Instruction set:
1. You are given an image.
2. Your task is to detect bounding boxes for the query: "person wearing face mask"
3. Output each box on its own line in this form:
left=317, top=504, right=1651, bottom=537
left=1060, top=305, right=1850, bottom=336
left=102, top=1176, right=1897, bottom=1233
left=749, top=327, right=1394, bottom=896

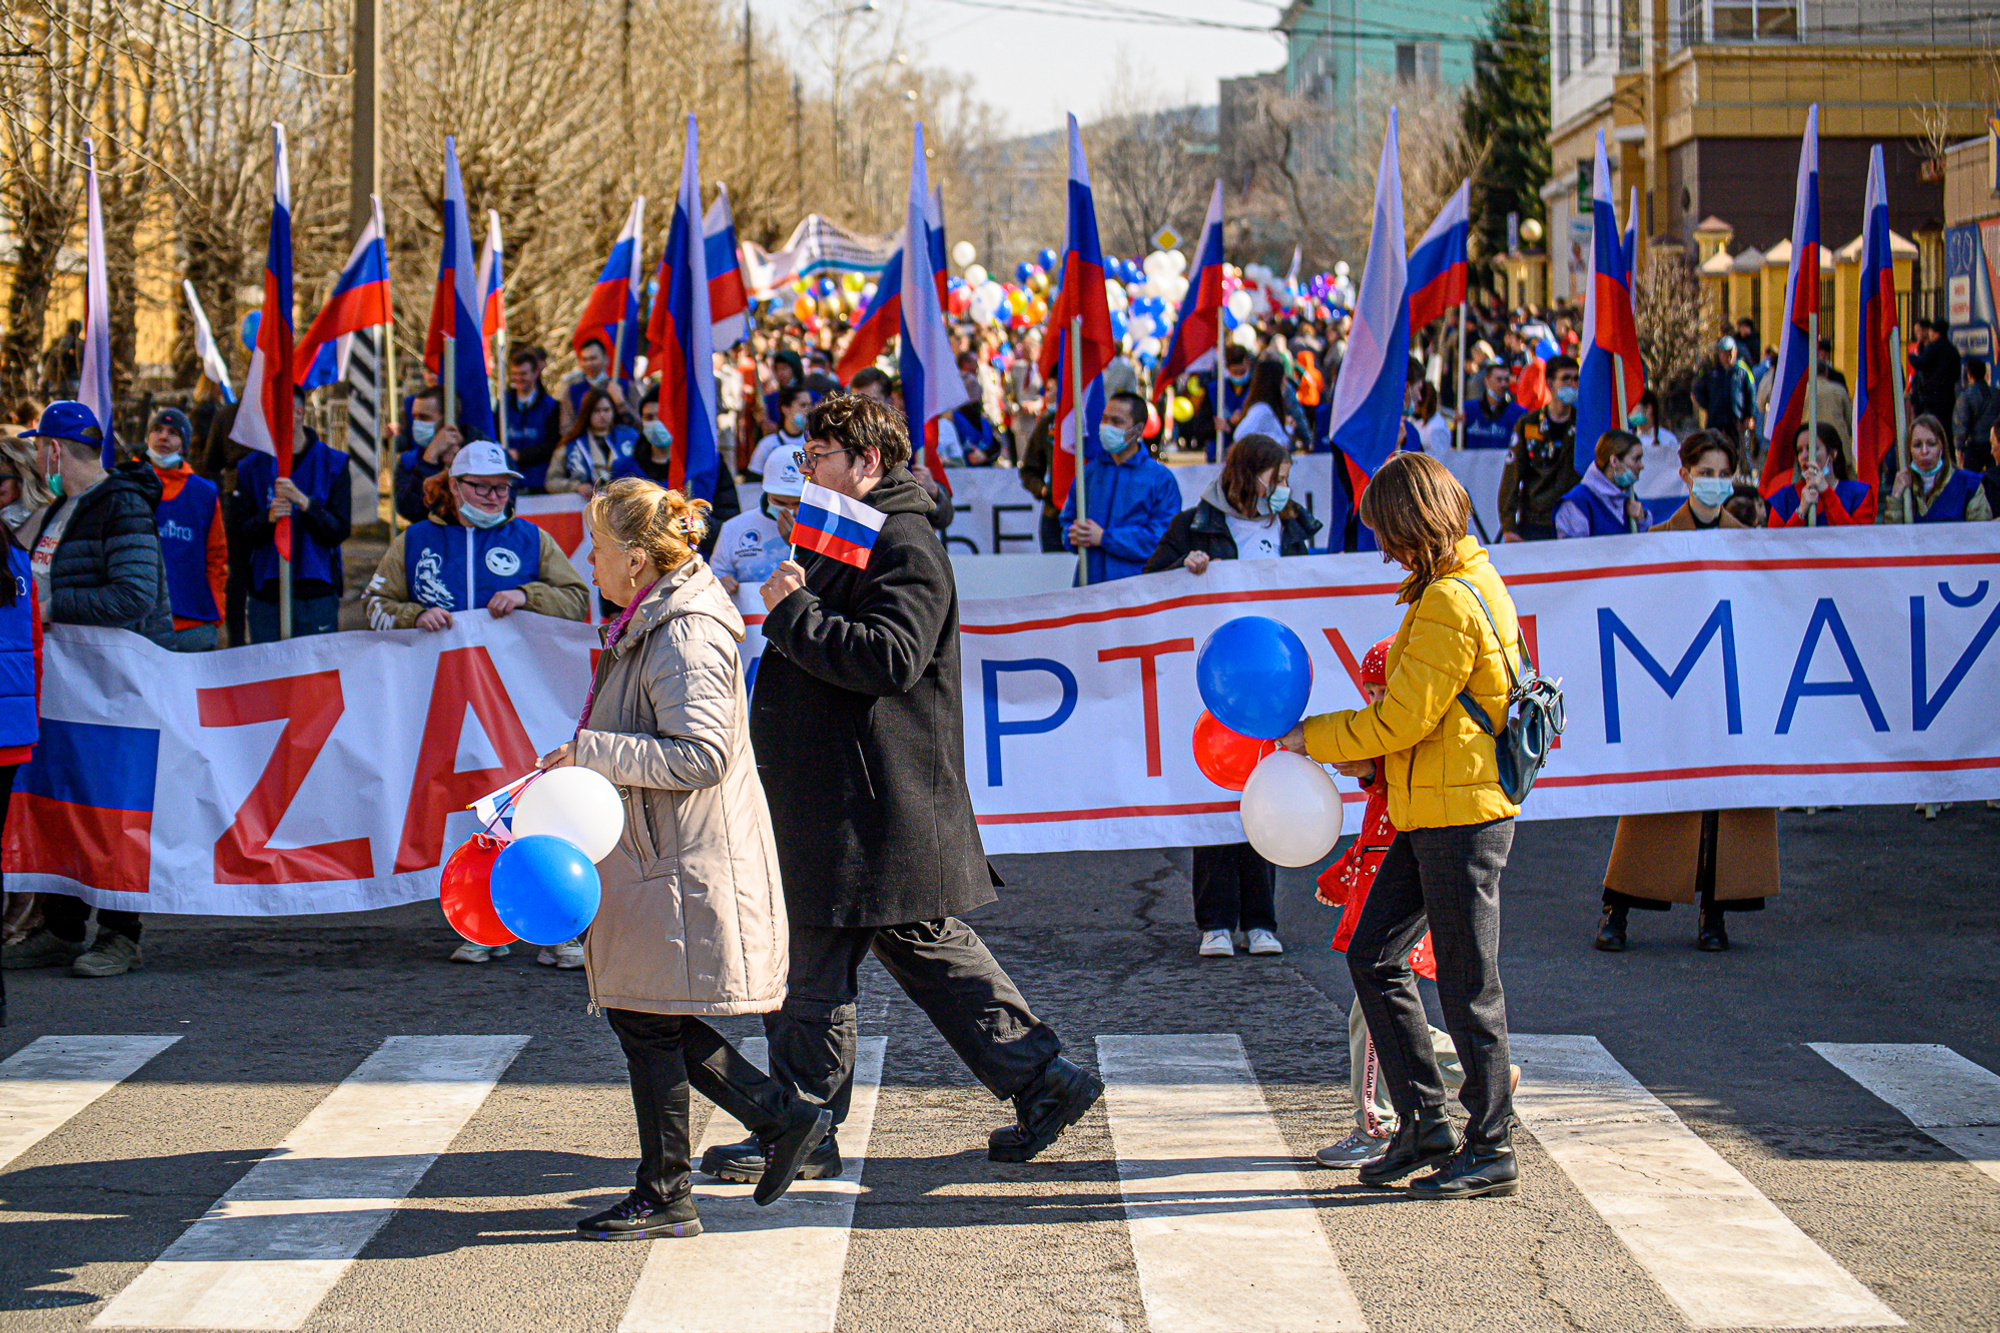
left=1555, top=429, right=1648, bottom=538
left=1627, top=389, right=1686, bottom=518
left=1768, top=422, right=1875, bottom=526
left=1059, top=390, right=1182, bottom=585
left=1234, top=357, right=1291, bottom=447
left=1879, top=413, right=1991, bottom=524
left=137, top=407, right=226, bottom=651
left=938, top=351, right=998, bottom=466
left=1144, top=434, right=1322, bottom=959
left=1201, top=345, right=1255, bottom=462
left=394, top=386, right=464, bottom=523
left=0, top=435, right=56, bottom=542
left=710, top=441, right=802, bottom=614
left=503, top=349, right=562, bottom=491
left=1497, top=354, right=1583, bottom=541
left=1652, top=429, right=1748, bottom=532
left=614, top=390, right=740, bottom=561
left=1460, top=362, right=1525, bottom=451
left=548, top=388, right=639, bottom=501
left=747, top=386, right=812, bottom=482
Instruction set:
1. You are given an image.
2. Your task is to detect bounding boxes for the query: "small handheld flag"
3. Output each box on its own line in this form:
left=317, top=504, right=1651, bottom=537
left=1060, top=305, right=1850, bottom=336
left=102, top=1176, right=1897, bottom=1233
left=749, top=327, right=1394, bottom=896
left=793, top=478, right=887, bottom=570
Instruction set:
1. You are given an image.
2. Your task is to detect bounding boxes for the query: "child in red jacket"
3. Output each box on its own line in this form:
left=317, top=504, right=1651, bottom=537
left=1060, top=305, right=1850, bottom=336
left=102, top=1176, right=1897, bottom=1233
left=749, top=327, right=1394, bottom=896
left=1311, top=636, right=1469, bottom=1168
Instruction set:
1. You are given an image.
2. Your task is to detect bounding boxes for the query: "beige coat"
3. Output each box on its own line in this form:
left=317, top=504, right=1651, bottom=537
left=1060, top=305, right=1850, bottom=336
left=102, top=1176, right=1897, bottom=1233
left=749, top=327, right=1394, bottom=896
left=573, top=557, right=788, bottom=1016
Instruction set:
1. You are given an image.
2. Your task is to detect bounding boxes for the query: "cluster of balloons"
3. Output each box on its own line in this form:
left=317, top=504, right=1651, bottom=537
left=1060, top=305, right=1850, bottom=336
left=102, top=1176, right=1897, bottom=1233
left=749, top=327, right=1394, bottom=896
left=441, top=767, right=624, bottom=949
left=776, top=271, right=880, bottom=327
left=1192, top=616, right=1344, bottom=867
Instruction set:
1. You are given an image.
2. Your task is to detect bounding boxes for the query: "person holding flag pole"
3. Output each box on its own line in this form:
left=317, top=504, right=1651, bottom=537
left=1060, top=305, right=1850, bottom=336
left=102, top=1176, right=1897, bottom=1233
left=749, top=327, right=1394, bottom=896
left=425, top=137, right=498, bottom=449
left=1574, top=131, right=1644, bottom=532
left=1759, top=106, right=1823, bottom=523
left=1853, top=145, right=1913, bottom=523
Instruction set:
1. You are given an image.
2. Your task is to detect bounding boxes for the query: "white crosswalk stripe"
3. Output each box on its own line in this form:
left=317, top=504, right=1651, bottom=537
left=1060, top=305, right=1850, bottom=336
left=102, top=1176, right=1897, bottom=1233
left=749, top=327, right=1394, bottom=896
left=618, top=1036, right=887, bottom=1333
left=1810, top=1042, right=2000, bottom=1187
left=1511, top=1034, right=1903, bottom=1330
left=92, top=1034, right=527, bottom=1331
left=1097, top=1033, right=1368, bottom=1333
left=0, top=1034, right=180, bottom=1174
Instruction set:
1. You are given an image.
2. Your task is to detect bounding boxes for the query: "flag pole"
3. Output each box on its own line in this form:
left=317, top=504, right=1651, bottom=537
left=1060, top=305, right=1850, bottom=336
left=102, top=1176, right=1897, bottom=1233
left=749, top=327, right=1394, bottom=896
left=278, top=387, right=293, bottom=640
left=495, top=324, right=509, bottom=454
left=1071, top=313, right=1088, bottom=588
left=1889, top=321, right=1913, bottom=523
left=383, top=316, right=400, bottom=533
left=444, top=335, right=458, bottom=429
left=1454, top=299, right=1466, bottom=449
left=1805, top=309, right=1818, bottom=527
left=1613, top=351, right=1635, bottom=533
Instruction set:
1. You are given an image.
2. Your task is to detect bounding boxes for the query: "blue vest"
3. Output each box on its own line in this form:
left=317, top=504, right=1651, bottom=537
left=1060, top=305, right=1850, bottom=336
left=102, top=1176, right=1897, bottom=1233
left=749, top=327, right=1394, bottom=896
left=563, top=427, right=639, bottom=485
left=1769, top=479, right=1872, bottom=525
left=0, top=547, right=37, bottom=750
left=1462, top=396, right=1525, bottom=450
left=400, top=517, right=543, bottom=612
left=1558, top=480, right=1629, bottom=536
left=155, top=473, right=221, bottom=622
left=242, top=442, right=346, bottom=589
left=1917, top=469, right=1983, bottom=523
left=506, top=390, right=561, bottom=490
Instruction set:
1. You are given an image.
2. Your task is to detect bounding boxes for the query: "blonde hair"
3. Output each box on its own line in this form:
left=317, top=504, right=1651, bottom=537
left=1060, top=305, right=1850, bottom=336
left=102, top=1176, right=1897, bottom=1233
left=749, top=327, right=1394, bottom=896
left=1358, top=452, right=1472, bottom=594
left=585, top=476, right=710, bottom=573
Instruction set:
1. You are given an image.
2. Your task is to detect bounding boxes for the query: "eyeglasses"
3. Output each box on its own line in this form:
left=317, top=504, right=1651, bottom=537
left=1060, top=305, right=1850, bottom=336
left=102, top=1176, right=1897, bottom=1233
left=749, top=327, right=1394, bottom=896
left=798, top=445, right=851, bottom=473
left=458, top=479, right=511, bottom=501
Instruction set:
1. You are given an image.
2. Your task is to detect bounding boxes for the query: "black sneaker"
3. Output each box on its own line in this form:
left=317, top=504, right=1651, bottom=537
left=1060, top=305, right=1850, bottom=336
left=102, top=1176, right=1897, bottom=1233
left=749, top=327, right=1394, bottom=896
left=1594, top=904, right=1627, bottom=952
left=756, top=1107, right=833, bottom=1206
left=576, top=1189, right=701, bottom=1240
left=1357, top=1113, right=1459, bottom=1186
left=988, top=1056, right=1104, bottom=1163
left=700, top=1133, right=843, bottom=1184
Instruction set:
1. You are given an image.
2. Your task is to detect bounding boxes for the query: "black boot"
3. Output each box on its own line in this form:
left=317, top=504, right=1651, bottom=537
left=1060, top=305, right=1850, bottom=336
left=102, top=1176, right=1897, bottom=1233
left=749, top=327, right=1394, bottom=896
left=1594, top=903, right=1627, bottom=952
left=756, top=1105, right=834, bottom=1206
left=988, top=1055, right=1104, bottom=1162
left=1697, top=909, right=1729, bottom=952
left=1357, top=1110, right=1459, bottom=1186
left=699, top=1132, right=843, bottom=1184
left=577, top=1187, right=702, bottom=1239
left=1408, top=1135, right=1519, bottom=1200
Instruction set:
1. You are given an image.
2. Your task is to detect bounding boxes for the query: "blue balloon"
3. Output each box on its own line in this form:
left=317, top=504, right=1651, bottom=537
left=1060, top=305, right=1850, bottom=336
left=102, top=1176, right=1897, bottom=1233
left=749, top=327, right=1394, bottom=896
left=1037, top=247, right=1058, bottom=271
left=1110, top=310, right=1129, bottom=339
left=240, top=310, right=261, bottom=351
left=817, top=277, right=836, bottom=297
left=1196, top=616, right=1314, bottom=740
left=489, top=834, right=602, bottom=947
left=1015, top=261, right=1034, bottom=283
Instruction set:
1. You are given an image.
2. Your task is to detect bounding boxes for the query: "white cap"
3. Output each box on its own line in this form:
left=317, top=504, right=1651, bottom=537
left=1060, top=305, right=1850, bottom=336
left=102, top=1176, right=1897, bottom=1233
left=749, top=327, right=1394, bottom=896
left=450, top=439, right=523, bottom=480
left=763, top=445, right=806, bottom=498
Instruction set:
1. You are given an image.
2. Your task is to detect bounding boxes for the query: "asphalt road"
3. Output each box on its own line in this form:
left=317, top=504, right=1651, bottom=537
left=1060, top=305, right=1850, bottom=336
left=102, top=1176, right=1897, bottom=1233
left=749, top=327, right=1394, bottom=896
left=2, top=803, right=1996, bottom=1332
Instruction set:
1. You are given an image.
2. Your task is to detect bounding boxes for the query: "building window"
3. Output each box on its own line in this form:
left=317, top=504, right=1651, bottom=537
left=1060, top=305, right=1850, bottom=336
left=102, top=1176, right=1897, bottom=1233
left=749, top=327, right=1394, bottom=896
left=1395, top=41, right=1440, bottom=85
left=1682, top=0, right=1800, bottom=42
left=1555, top=0, right=1570, bottom=78
left=1619, top=0, right=1642, bottom=67
left=1582, top=0, right=1598, bottom=64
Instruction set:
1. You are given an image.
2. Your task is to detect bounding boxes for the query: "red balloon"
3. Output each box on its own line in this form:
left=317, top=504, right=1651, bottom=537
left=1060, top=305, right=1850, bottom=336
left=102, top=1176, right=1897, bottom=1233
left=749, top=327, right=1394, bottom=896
left=441, top=834, right=513, bottom=946
left=1191, top=710, right=1278, bottom=792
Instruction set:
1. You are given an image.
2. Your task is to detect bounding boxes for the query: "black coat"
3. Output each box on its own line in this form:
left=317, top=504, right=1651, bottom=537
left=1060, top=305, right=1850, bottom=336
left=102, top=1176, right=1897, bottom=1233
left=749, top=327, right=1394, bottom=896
left=751, top=466, right=993, bottom=928
left=1143, top=495, right=1323, bottom=573
left=49, top=466, right=175, bottom=644
left=1910, top=336, right=1960, bottom=424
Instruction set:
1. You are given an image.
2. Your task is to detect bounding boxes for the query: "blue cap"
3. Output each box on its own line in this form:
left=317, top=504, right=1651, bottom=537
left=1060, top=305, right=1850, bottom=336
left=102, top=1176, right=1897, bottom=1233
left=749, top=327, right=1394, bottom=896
left=20, top=401, right=104, bottom=448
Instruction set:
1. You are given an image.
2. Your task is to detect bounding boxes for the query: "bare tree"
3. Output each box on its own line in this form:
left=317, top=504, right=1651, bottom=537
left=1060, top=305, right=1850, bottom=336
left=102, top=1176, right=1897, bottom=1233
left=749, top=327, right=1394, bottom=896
left=1083, top=53, right=1212, bottom=258
left=1634, top=247, right=1709, bottom=392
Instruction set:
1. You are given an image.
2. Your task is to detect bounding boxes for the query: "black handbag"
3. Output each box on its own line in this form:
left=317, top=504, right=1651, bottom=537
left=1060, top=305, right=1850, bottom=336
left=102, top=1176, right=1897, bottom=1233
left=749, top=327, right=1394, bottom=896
left=1445, top=577, right=1565, bottom=805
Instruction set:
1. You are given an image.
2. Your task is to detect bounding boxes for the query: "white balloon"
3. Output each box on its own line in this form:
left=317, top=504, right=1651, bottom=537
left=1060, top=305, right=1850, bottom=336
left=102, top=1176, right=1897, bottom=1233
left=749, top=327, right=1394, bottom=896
left=1226, top=290, right=1254, bottom=321
left=1239, top=751, right=1345, bottom=867
left=1138, top=336, right=1161, bottom=357
left=1143, top=250, right=1168, bottom=276
left=1166, top=249, right=1188, bottom=276
left=1334, top=260, right=1351, bottom=277
left=861, top=282, right=878, bottom=302
left=1232, top=325, right=1258, bottom=350
left=951, top=240, right=977, bottom=268
left=1104, top=279, right=1128, bottom=310
left=1126, top=313, right=1155, bottom=342
left=963, top=263, right=988, bottom=289
left=512, top=767, right=626, bottom=863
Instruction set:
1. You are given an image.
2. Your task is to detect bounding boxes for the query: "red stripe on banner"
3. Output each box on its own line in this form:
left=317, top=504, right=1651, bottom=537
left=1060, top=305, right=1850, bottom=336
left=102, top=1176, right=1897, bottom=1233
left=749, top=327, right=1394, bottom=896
left=7, top=793, right=151, bottom=895
left=977, top=791, right=1366, bottom=826
left=963, top=581, right=1404, bottom=634
left=1538, top=755, right=2000, bottom=788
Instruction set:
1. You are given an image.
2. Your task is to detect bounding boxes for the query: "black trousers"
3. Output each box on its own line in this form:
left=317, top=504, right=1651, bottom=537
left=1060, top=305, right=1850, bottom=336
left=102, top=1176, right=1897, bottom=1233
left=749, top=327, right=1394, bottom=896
left=1191, top=842, right=1277, bottom=933
left=763, top=918, right=1062, bottom=1127
left=1347, top=819, right=1515, bottom=1147
left=42, top=895, right=142, bottom=945
left=606, top=1007, right=795, bottom=1203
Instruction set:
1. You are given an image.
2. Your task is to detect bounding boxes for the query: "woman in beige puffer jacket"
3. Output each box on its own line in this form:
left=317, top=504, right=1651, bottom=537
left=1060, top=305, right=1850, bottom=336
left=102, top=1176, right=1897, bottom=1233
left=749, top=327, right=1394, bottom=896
left=537, top=477, right=828, bottom=1241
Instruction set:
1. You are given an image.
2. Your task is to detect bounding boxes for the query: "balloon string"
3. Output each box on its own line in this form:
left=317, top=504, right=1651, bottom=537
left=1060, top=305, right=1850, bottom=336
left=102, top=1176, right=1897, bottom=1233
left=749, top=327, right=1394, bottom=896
left=478, top=769, right=547, bottom=841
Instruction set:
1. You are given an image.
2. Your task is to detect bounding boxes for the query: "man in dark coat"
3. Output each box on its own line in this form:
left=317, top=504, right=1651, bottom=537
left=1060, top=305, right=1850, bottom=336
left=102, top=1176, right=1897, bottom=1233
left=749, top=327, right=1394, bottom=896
left=704, top=393, right=1101, bottom=1185
left=1909, top=318, right=1960, bottom=429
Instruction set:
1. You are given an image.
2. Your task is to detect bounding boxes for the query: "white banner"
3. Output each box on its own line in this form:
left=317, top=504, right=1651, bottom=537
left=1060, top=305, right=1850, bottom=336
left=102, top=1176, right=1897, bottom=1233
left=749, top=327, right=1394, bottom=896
left=10, top=524, right=1997, bottom=913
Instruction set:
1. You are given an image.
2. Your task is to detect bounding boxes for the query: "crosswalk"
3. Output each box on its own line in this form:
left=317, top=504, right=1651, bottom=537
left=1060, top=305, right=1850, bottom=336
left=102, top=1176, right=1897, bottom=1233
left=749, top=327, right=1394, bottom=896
left=3, top=1029, right=1996, bottom=1332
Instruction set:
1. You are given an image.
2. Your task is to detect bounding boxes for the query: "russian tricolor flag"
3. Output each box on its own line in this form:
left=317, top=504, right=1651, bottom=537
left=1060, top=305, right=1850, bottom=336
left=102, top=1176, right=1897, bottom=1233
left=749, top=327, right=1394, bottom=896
left=230, top=124, right=297, bottom=555
left=575, top=197, right=645, bottom=376
left=1154, top=179, right=1226, bottom=398
left=8, top=718, right=159, bottom=898
left=183, top=280, right=236, bottom=405
left=422, top=137, right=496, bottom=441
left=1406, top=178, right=1469, bottom=331
left=1761, top=104, right=1821, bottom=492
left=1853, top=143, right=1896, bottom=489
left=1574, top=130, right=1644, bottom=475
left=477, top=208, right=506, bottom=361
left=793, top=478, right=887, bottom=570
left=296, top=194, right=391, bottom=386
left=79, top=140, right=116, bottom=468
left=1323, top=109, right=1410, bottom=482
left=835, top=192, right=947, bottom=386
left=704, top=185, right=748, bottom=349
left=1038, top=113, right=1116, bottom=510
left=900, top=132, right=967, bottom=488
left=643, top=116, right=721, bottom=503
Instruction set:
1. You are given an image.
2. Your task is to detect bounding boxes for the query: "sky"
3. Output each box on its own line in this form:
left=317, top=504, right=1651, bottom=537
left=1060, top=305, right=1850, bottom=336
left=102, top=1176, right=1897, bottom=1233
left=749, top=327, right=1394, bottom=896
left=757, top=0, right=1289, bottom=136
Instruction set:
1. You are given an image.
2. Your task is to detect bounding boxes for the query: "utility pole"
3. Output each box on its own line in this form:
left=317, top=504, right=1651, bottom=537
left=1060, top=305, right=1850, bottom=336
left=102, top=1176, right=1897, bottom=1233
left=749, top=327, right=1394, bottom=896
left=793, top=75, right=804, bottom=218
left=350, top=0, right=379, bottom=242
left=621, top=0, right=635, bottom=133
left=743, top=2, right=754, bottom=176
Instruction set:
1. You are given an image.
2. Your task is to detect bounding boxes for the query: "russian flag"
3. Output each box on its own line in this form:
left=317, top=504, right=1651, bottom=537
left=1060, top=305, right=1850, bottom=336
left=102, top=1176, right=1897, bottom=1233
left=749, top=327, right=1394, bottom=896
left=421, top=137, right=496, bottom=441
left=794, top=478, right=887, bottom=570
left=8, top=719, right=159, bottom=898
left=1574, top=130, right=1644, bottom=475
left=1622, top=185, right=1640, bottom=294
left=1853, top=143, right=1897, bottom=489
left=1406, top=178, right=1469, bottom=332
left=230, top=124, right=297, bottom=554
left=79, top=140, right=116, bottom=468
left=477, top=208, right=506, bottom=360
left=837, top=245, right=903, bottom=383
left=296, top=194, right=390, bottom=386
left=575, top=197, right=645, bottom=376
left=1760, top=105, right=1821, bottom=492
left=901, top=136, right=966, bottom=488
left=1324, top=109, right=1410, bottom=483
left=1038, top=113, right=1116, bottom=510
left=1154, top=179, right=1226, bottom=399
left=704, top=185, right=748, bottom=349
left=643, top=116, right=721, bottom=502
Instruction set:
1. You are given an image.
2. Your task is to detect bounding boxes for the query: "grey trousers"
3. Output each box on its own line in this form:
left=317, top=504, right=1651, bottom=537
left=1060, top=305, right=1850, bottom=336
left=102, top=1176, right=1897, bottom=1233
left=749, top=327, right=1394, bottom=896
left=1346, top=819, right=1515, bottom=1146
left=1349, top=996, right=1462, bottom=1133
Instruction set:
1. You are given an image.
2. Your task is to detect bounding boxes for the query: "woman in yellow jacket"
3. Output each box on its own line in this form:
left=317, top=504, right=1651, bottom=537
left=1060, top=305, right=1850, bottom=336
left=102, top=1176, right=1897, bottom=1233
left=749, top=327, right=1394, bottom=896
left=1281, top=452, right=1522, bottom=1200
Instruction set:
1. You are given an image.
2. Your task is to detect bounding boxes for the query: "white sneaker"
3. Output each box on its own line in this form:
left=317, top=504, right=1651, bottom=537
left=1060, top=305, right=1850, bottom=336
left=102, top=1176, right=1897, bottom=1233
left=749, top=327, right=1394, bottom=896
left=451, top=942, right=510, bottom=964
left=1198, top=929, right=1235, bottom=957
left=537, top=940, right=586, bottom=969
left=1246, top=928, right=1284, bottom=955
